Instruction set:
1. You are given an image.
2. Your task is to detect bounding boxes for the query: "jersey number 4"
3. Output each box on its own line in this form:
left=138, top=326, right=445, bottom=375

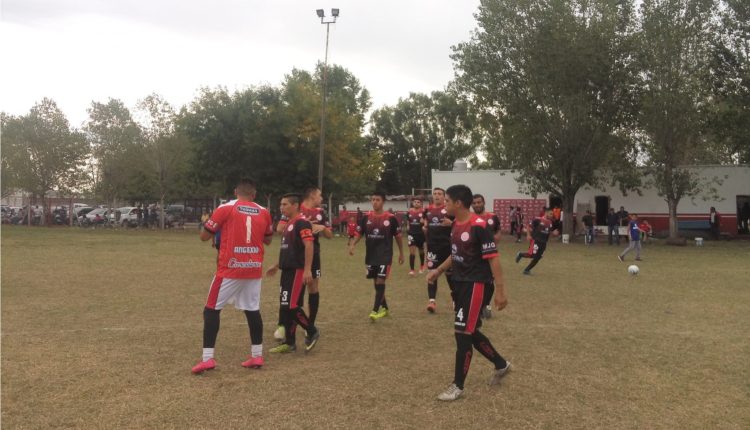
left=456, top=308, right=464, bottom=321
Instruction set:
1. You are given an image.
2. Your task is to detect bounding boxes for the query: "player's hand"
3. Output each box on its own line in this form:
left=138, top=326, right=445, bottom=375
left=312, top=224, right=326, bottom=234
left=303, top=270, right=313, bottom=285
left=494, top=292, right=508, bottom=311
left=426, top=269, right=440, bottom=283
left=398, top=253, right=404, bottom=265
left=266, top=266, right=278, bottom=277
left=441, top=218, right=453, bottom=227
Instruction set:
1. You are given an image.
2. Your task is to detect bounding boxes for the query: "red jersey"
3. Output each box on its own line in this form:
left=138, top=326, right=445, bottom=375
left=476, top=211, right=501, bottom=235
left=203, top=199, right=273, bottom=279
left=347, top=222, right=357, bottom=236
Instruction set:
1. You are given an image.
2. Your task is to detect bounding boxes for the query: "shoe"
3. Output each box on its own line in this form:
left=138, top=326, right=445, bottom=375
left=369, top=308, right=387, bottom=322
left=409, top=270, right=415, bottom=276
left=241, top=356, right=264, bottom=368
left=617, top=255, right=624, bottom=262
left=379, top=306, right=390, bottom=317
left=522, top=270, right=531, bottom=276
left=488, top=361, right=511, bottom=385
left=420, top=265, right=427, bottom=273
left=437, top=383, right=464, bottom=401
left=426, top=301, right=436, bottom=313
left=191, top=358, right=216, bottom=374
left=305, top=329, right=320, bottom=352
left=273, top=325, right=285, bottom=341
left=515, top=252, right=522, bottom=264
left=482, top=306, right=492, bottom=319
left=269, top=343, right=296, bottom=353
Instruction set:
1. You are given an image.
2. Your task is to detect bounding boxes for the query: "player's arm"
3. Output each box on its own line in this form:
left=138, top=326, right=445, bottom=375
left=200, top=208, right=226, bottom=241
left=427, top=255, right=452, bottom=283
left=276, top=218, right=288, bottom=235
left=393, top=218, right=405, bottom=264
left=303, top=239, right=314, bottom=284
left=349, top=216, right=365, bottom=255
left=200, top=228, right=214, bottom=241
left=313, top=223, right=333, bottom=239
left=265, top=263, right=279, bottom=277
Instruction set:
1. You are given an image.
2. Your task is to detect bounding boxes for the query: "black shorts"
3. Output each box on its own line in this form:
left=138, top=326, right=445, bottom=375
left=528, top=240, right=547, bottom=258
left=366, top=264, right=391, bottom=279
left=426, top=246, right=451, bottom=270
left=452, top=280, right=492, bottom=333
left=312, top=253, right=322, bottom=279
left=280, top=269, right=306, bottom=309
left=408, top=233, right=425, bottom=248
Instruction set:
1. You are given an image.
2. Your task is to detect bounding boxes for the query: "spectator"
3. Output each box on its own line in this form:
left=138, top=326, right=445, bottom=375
left=617, top=206, right=629, bottom=227
left=356, top=207, right=363, bottom=223
left=741, top=202, right=750, bottom=234
left=709, top=207, right=721, bottom=240
left=514, top=208, right=524, bottom=243
left=639, top=219, right=652, bottom=242
left=582, top=210, right=595, bottom=244
left=607, top=208, right=620, bottom=245
left=509, top=206, right=517, bottom=236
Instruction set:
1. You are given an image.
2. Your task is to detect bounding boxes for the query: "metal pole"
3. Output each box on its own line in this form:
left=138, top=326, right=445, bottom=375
left=318, top=22, right=331, bottom=191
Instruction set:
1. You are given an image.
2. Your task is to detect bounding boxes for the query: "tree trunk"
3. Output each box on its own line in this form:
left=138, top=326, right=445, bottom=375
left=160, top=196, right=165, bottom=229
left=562, top=194, right=575, bottom=240
left=668, top=198, right=680, bottom=239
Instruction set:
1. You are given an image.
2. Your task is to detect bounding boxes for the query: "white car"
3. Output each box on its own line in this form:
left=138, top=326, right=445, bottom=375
left=109, top=207, right=140, bottom=226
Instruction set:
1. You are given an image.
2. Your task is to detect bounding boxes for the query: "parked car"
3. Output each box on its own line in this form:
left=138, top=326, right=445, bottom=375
left=75, top=207, right=95, bottom=217
left=109, top=207, right=140, bottom=227
left=80, top=208, right=110, bottom=226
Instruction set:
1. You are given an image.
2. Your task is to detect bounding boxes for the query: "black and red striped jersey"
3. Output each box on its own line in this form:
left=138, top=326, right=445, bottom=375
left=279, top=215, right=314, bottom=269
left=356, top=211, right=401, bottom=266
left=424, top=204, right=452, bottom=248
left=450, top=214, right=499, bottom=283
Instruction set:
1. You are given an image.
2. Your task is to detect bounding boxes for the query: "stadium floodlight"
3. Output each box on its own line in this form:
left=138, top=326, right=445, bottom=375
left=315, top=8, right=339, bottom=190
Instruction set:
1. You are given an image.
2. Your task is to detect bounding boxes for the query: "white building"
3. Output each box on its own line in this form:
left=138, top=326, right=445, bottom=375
left=432, top=165, right=750, bottom=236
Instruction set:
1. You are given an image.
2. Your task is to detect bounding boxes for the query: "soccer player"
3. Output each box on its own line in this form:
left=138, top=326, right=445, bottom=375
left=273, top=187, right=331, bottom=341
left=405, top=198, right=427, bottom=276
left=348, top=191, right=405, bottom=321
left=618, top=213, right=643, bottom=262
left=191, top=178, right=274, bottom=374
left=427, top=184, right=510, bottom=401
left=423, top=187, right=453, bottom=313
left=515, top=208, right=553, bottom=275
left=346, top=215, right=358, bottom=246
left=471, top=194, right=501, bottom=318
left=265, top=194, right=321, bottom=353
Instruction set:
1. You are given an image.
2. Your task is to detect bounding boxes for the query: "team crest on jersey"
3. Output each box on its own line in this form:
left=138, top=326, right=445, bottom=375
left=237, top=206, right=260, bottom=215
left=487, top=218, right=494, bottom=225
left=384, top=220, right=390, bottom=227
left=287, top=225, right=294, bottom=231
left=432, top=217, right=439, bottom=223
left=316, top=214, right=323, bottom=221
left=441, top=209, right=447, bottom=214
left=451, top=244, right=458, bottom=253
left=460, top=232, right=470, bottom=242
left=373, top=228, right=380, bottom=235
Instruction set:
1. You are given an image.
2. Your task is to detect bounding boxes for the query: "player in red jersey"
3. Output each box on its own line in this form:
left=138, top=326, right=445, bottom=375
left=427, top=185, right=510, bottom=401
left=349, top=191, right=405, bottom=321
left=273, top=187, right=332, bottom=341
left=423, top=188, right=453, bottom=313
left=471, top=194, right=502, bottom=318
left=346, top=216, right=358, bottom=246
left=515, top=208, right=554, bottom=275
left=191, top=179, right=274, bottom=374
left=405, top=198, right=427, bottom=276
left=266, top=194, right=321, bottom=353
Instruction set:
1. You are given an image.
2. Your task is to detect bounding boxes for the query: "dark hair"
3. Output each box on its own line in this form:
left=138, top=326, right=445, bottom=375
left=473, top=194, right=485, bottom=203
left=303, top=186, right=321, bottom=200
left=236, top=178, right=257, bottom=196
left=372, top=191, right=386, bottom=201
left=446, top=185, right=473, bottom=209
left=281, top=193, right=301, bottom=206
left=433, top=187, right=445, bottom=194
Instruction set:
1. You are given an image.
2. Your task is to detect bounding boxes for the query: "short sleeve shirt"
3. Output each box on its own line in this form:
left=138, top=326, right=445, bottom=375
left=204, top=200, right=273, bottom=279
left=628, top=220, right=640, bottom=241
left=356, top=212, right=401, bottom=266
left=450, top=214, right=499, bottom=283
left=279, top=215, right=314, bottom=269
left=406, top=209, right=425, bottom=236
left=477, top=212, right=501, bottom=235
left=424, top=205, right=452, bottom=249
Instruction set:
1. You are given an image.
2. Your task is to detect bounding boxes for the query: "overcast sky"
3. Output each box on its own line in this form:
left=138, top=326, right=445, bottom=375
left=1, top=0, right=481, bottom=127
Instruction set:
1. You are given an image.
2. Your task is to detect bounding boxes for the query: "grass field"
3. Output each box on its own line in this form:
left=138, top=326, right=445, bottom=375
left=2, top=227, right=749, bottom=429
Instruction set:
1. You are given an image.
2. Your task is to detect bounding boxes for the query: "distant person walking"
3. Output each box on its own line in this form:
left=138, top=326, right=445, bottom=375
left=618, top=214, right=643, bottom=262
left=741, top=202, right=750, bottom=234
left=607, top=208, right=620, bottom=245
left=582, top=210, right=595, bottom=245
left=709, top=207, right=721, bottom=240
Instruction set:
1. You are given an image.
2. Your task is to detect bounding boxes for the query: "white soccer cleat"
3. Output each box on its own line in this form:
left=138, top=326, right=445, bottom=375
left=437, top=383, right=464, bottom=401
left=488, top=361, right=511, bottom=386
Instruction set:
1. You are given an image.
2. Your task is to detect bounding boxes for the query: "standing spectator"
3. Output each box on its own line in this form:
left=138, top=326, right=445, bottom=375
left=741, top=202, right=750, bottom=234
left=509, top=206, right=517, bottom=236
left=356, top=207, right=363, bottom=223
left=582, top=210, right=595, bottom=244
left=607, top=208, right=620, bottom=245
left=514, top=208, right=524, bottom=243
left=617, top=206, right=629, bottom=227
left=709, top=207, right=721, bottom=240
left=618, top=213, right=643, bottom=262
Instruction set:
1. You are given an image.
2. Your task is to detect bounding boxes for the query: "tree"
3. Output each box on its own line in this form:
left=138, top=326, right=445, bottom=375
left=136, top=94, right=190, bottom=228
left=636, top=0, right=720, bottom=239
left=1, top=99, right=89, bottom=224
left=1, top=113, right=22, bottom=198
left=368, top=91, right=482, bottom=194
left=452, top=0, right=638, bottom=235
left=84, top=98, right=143, bottom=209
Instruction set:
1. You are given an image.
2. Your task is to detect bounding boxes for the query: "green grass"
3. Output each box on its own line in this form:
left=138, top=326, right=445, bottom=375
left=2, top=227, right=749, bottom=428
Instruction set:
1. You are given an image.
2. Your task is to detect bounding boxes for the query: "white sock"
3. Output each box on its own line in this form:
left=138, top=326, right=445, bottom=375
left=251, top=344, right=263, bottom=358
left=202, top=348, right=214, bottom=362
left=429, top=299, right=436, bottom=303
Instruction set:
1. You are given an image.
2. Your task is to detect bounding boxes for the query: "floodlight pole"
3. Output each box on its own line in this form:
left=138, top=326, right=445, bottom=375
left=317, top=9, right=338, bottom=191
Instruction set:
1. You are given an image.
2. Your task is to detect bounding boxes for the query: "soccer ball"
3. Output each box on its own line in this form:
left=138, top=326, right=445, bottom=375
left=628, top=265, right=639, bottom=275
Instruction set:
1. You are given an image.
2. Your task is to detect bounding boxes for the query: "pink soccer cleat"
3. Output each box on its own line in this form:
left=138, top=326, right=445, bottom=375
left=191, top=358, right=216, bottom=374
left=241, top=356, right=264, bottom=369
